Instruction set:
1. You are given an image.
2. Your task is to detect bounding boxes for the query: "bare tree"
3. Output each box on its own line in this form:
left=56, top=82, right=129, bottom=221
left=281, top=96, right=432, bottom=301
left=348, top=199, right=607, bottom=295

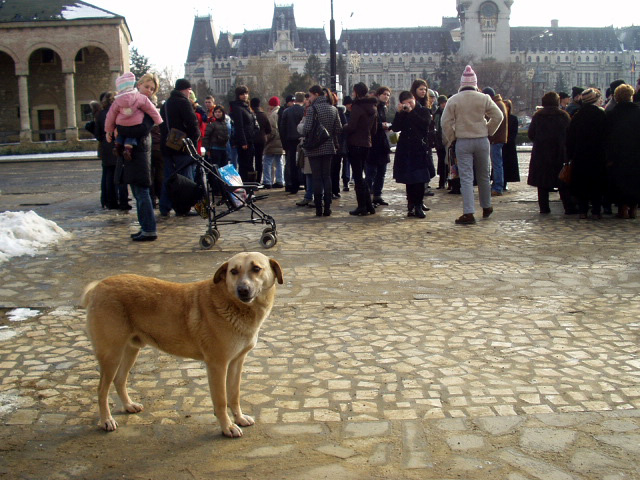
left=241, top=58, right=291, bottom=103
left=154, top=66, right=178, bottom=104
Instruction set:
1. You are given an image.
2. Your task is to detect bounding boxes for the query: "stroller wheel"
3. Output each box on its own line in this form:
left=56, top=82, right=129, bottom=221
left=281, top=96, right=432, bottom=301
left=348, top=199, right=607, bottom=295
left=259, top=232, right=277, bottom=249
left=199, top=233, right=217, bottom=249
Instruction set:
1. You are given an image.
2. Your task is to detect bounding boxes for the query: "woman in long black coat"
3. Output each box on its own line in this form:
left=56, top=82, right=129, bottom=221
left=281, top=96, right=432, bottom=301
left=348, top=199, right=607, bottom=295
left=392, top=90, right=432, bottom=219
left=605, top=84, right=640, bottom=218
left=502, top=99, right=520, bottom=190
left=566, top=88, right=607, bottom=219
left=527, top=92, right=574, bottom=214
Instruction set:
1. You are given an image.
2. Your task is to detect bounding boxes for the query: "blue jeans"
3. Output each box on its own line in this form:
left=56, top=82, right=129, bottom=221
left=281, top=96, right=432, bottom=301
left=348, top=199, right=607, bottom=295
left=262, top=154, right=284, bottom=185
left=490, top=143, right=505, bottom=193
left=304, top=174, right=313, bottom=200
left=455, top=137, right=491, bottom=215
left=159, top=152, right=196, bottom=215
left=365, top=161, right=388, bottom=197
left=131, top=184, right=156, bottom=235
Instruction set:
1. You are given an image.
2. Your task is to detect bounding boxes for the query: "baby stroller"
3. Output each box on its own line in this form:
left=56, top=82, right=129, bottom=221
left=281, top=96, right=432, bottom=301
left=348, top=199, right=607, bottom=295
left=183, top=138, right=278, bottom=249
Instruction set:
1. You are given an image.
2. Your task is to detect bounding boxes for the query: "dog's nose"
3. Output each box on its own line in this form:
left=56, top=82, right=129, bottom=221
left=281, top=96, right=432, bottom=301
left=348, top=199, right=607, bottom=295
left=237, top=284, right=251, bottom=298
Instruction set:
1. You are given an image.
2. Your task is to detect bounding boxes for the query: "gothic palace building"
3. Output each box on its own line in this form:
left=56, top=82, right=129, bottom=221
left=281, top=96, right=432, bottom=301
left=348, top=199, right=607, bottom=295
left=185, top=1, right=639, bottom=108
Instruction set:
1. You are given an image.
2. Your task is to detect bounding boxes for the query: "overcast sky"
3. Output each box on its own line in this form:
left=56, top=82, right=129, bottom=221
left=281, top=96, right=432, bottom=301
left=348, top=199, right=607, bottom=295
left=88, top=0, right=633, bottom=76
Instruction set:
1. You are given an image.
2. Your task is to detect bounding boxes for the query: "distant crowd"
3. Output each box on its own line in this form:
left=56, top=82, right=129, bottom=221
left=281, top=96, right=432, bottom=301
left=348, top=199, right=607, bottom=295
left=86, top=65, right=640, bottom=240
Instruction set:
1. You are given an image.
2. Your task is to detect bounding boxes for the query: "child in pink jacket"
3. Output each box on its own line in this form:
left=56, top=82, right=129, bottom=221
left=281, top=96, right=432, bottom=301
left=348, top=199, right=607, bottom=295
left=105, top=72, right=163, bottom=161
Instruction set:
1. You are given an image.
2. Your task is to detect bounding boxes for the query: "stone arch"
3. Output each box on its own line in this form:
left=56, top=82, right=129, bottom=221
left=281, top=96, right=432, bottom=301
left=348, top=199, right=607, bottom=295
left=28, top=48, right=66, bottom=140
left=0, top=51, right=20, bottom=142
left=26, top=43, right=66, bottom=71
left=74, top=45, right=112, bottom=103
left=0, top=46, right=20, bottom=70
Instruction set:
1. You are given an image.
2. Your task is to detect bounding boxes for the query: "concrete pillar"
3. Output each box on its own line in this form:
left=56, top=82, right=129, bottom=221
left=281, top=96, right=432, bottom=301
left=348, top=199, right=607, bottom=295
left=64, top=72, right=79, bottom=142
left=18, top=75, right=33, bottom=143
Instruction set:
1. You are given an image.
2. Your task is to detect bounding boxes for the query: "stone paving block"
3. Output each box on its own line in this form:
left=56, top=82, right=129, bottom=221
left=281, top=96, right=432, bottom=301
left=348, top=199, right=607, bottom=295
left=475, top=416, right=524, bottom=435
left=497, top=448, right=574, bottom=480
left=520, top=428, right=577, bottom=452
left=446, top=434, right=486, bottom=451
left=316, top=444, right=357, bottom=459
left=343, top=421, right=390, bottom=438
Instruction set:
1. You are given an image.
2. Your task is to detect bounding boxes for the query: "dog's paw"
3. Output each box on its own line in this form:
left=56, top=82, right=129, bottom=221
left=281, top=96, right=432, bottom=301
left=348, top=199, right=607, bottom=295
left=221, top=424, right=244, bottom=438
left=234, top=414, right=255, bottom=427
left=100, top=417, right=118, bottom=431
left=124, top=402, right=144, bottom=414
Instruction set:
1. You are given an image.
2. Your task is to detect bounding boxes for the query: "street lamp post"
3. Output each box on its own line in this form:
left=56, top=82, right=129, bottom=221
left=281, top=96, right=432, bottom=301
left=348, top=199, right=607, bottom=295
left=330, top=0, right=337, bottom=92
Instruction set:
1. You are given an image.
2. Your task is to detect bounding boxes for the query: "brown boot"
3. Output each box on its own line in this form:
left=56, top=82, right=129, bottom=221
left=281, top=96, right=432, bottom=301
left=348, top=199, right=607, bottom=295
left=629, top=205, right=637, bottom=219
left=616, top=205, right=630, bottom=219
left=455, top=213, right=476, bottom=225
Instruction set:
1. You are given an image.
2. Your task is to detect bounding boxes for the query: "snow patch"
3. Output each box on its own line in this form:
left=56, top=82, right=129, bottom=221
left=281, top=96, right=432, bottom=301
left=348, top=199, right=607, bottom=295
left=0, top=211, right=70, bottom=263
left=0, top=392, right=35, bottom=416
left=61, top=4, right=116, bottom=20
left=7, top=308, right=41, bottom=322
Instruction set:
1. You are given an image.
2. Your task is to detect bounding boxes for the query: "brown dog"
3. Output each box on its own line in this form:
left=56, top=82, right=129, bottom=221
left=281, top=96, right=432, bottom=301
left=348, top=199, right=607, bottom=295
left=81, top=252, right=283, bottom=438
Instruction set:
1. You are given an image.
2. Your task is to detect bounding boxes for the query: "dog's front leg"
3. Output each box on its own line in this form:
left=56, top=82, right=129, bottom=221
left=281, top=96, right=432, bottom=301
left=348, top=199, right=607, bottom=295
left=227, top=352, right=254, bottom=428
left=206, top=363, right=243, bottom=438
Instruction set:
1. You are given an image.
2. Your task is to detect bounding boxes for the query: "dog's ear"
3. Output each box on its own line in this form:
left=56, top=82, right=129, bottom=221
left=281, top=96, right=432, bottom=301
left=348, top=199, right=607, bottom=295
left=213, top=262, right=228, bottom=284
left=269, top=258, right=284, bottom=285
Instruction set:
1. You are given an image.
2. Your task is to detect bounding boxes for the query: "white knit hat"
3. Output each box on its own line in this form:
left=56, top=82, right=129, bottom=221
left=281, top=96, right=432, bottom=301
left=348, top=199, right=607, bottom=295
left=460, top=65, right=478, bottom=89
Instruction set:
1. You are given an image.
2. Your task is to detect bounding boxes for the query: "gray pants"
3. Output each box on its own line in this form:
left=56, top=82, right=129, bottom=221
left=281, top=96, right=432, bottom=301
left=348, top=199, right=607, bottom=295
left=455, top=137, right=492, bottom=215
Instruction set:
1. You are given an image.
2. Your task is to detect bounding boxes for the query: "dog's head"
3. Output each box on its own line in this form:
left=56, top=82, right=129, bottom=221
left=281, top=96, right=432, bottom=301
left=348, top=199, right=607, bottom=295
left=214, top=252, right=283, bottom=303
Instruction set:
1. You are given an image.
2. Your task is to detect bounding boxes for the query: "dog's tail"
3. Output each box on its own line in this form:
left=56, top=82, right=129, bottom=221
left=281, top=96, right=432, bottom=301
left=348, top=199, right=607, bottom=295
left=80, top=281, right=100, bottom=309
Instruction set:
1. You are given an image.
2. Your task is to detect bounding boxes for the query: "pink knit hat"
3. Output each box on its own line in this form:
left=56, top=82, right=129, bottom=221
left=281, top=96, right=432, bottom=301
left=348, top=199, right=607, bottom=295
left=115, top=72, right=136, bottom=93
left=460, top=65, right=478, bottom=89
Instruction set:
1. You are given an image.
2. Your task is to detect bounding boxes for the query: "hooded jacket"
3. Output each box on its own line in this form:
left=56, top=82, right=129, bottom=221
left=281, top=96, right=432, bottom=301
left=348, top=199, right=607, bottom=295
left=105, top=89, right=163, bottom=132
left=343, top=96, right=378, bottom=148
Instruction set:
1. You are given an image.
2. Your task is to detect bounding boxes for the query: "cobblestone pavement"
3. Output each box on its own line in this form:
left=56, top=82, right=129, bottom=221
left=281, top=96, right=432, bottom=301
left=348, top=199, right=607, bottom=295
left=1, top=155, right=639, bottom=479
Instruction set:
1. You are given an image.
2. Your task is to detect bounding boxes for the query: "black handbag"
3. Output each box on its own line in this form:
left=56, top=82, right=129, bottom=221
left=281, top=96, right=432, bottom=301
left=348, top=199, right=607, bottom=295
left=302, top=107, right=330, bottom=150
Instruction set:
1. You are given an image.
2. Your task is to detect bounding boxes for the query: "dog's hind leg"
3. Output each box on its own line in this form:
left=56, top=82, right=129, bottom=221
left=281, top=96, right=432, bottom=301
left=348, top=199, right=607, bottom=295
left=227, top=352, right=254, bottom=428
left=114, top=344, right=144, bottom=414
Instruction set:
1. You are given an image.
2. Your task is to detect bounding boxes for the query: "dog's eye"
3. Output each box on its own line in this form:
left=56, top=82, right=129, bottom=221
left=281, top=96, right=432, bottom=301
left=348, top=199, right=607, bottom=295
left=252, top=266, right=262, bottom=273
left=230, top=268, right=239, bottom=275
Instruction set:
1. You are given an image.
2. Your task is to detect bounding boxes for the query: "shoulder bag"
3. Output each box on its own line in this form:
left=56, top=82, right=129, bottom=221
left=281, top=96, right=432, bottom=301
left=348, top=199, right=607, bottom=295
left=558, top=161, right=572, bottom=184
left=164, top=102, right=187, bottom=151
left=302, top=106, right=330, bottom=150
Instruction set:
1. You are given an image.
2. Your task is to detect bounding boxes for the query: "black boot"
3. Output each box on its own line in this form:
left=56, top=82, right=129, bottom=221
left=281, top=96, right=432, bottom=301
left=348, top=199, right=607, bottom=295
left=414, top=205, right=426, bottom=218
left=315, top=200, right=323, bottom=217
left=323, top=194, right=332, bottom=216
left=365, top=186, right=376, bottom=215
left=349, top=185, right=369, bottom=216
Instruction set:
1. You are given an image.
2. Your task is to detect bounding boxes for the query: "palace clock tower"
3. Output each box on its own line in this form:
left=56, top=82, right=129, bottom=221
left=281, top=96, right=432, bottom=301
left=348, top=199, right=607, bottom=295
left=457, top=0, right=513, bottom=61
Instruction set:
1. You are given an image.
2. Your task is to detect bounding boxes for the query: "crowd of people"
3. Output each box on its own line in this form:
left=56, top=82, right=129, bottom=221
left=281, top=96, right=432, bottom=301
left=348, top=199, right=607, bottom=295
left=87, top=65, right=640, bottom=241
left=528, top=81, right=640, bottom=219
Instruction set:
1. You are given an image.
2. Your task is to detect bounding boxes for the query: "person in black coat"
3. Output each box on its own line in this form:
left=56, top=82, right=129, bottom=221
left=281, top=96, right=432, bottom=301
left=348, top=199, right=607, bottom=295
left=433, top=95, right=448, bottom=189
left=158, top=78, right=201, bottom=217
left=250, top=97, right=272, bottom=184
left=228, top=85, right=258, bottom=182
left=280, top=92, right=305, bottom=193
left=605, top=84, right=640, bottom=218
left=566, top=88, right=607, bottom=219
left=502, top=99, right=520, bottom=191
left=94, top=92, right=130, bottom=211
left=391, top=90, right=432, bottom=219
left=366, top=86, right=392, bottom=206
left=527, top=92, right=575, bottom=214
